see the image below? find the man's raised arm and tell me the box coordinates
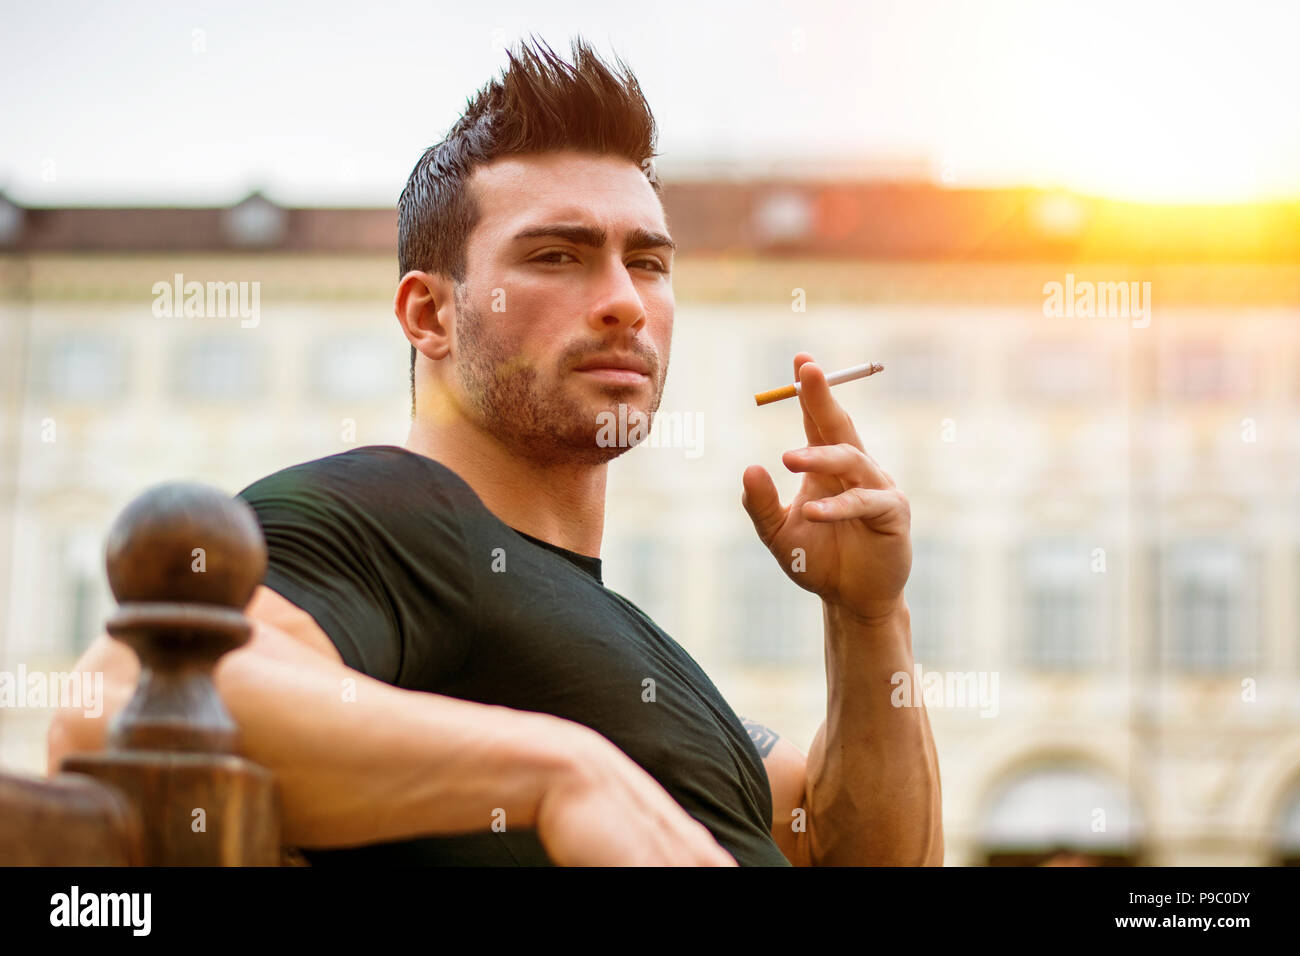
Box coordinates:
[741,353,943,865]
[47,585,735,867]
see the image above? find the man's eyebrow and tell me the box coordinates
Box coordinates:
[511,223,676,252]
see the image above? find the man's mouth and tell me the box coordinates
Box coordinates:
[575,367,650,385]
[573,352,653,385]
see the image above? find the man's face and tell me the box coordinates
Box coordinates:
[450,149,674,466]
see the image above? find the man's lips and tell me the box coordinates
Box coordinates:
[575,367,650,385]
[573,353,653,385]
[575,353,651,374]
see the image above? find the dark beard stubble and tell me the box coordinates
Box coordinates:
[453,290,666,467]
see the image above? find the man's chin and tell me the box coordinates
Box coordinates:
[495,388,660,466]
[512,434,636,468]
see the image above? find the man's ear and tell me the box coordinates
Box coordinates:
[394,270,454,362]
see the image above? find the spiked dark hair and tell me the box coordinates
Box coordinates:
[397,34,662,417]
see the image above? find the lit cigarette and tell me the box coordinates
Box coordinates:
[754,362,884,406]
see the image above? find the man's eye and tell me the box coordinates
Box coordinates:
[533,251,577,265]
[532,252,667,273]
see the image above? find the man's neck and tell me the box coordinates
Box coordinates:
[404,414,609,559]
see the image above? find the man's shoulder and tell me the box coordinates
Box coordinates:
[234,445,490,562]
[236,445,472,508]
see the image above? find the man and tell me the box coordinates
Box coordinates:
[49,36,941,866]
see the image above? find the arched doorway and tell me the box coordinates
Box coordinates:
[980,765,1144,866]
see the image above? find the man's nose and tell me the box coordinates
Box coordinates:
[587,259,646,333]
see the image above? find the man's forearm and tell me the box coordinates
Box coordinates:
[49,627,581,850]
[804,599,943,865]
[219,637,584,847]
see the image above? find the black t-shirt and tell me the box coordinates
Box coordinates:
[235,444,790,866]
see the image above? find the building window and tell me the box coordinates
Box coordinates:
[906,539,964,664]
[222,192,288,246]
[311,336,401,402]
[38,335,128,401]
[1160,541,1257,673]
[725,539,813,666]
[880,345,958,401]
[753,190,813,245]
[61,528,104,657]
[1160,344,1250,401]
[1021,539,1105,671]
[1019,343,1112,402]
[172,337,266,401]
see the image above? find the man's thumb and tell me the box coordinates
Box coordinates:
[741,465,784,545]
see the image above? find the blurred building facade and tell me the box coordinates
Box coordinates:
[2,180,1299,865]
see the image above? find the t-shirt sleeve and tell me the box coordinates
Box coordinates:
[235,459,477,689]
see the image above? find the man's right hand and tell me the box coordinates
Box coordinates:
[537,724,738,866]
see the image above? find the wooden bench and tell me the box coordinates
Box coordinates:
[0,482,285,866]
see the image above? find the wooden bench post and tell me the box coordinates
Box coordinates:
[60,481,282,866]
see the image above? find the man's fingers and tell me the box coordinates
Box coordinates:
[741,465,786,546]
[782,442,893,490]
[798,361,863,451]
[793,353,826,447]
[802,487,910,527]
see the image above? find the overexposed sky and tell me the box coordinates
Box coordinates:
[3,0,1298,205]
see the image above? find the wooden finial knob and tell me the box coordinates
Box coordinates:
[103,482,267,754]
[105,481,266,609]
